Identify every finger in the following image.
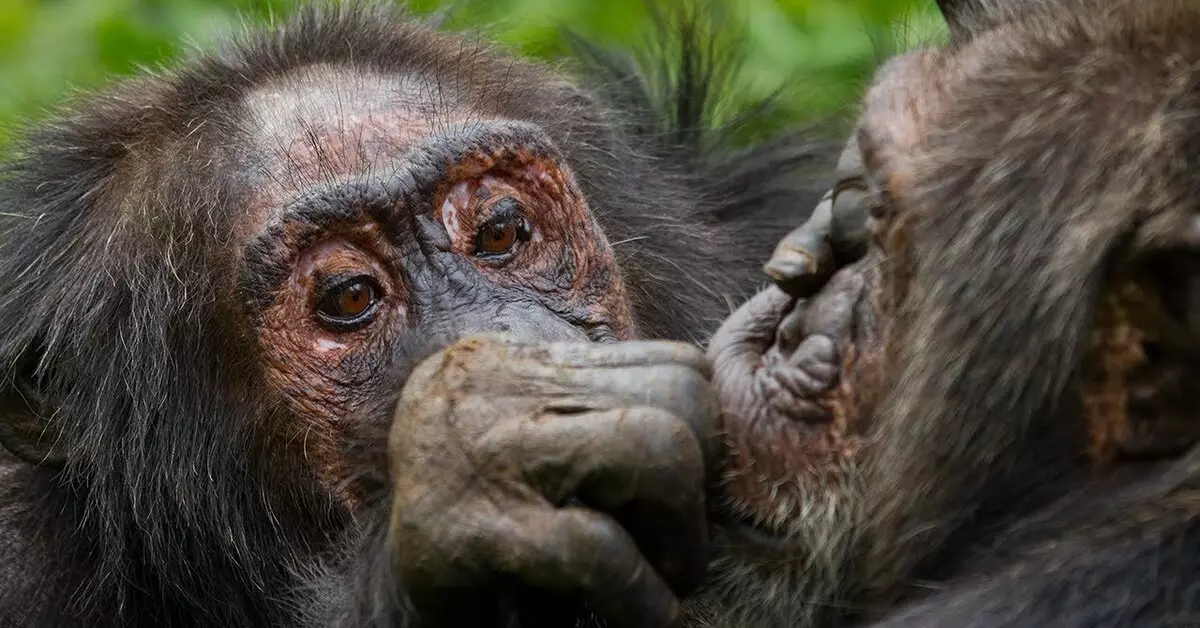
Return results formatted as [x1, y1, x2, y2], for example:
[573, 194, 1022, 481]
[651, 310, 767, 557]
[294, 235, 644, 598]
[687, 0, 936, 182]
[829, 183, 870, 263]
[439, 336, 708, 374]
[803, 268, 864, 340]
[422, 338, 721, 469]
[427, 338, 712, 405]
[776, 299, 809, 352]
[707, 286, 796, 374]
[485, 407, 709, 593]
[501, 506, 683, 628]
[535, 340, 710, 376]
[768, 394, 833, 424]
[494, 357, 720, 469]
[555, 363, 721, 465]
[828, 133, 871, 263]
[786, 334, 839, 380]
[756, 365, 833, 424]
[777, 335, 838, 394]
[764, 191, 836, 297]
[763, 335, 840, 424]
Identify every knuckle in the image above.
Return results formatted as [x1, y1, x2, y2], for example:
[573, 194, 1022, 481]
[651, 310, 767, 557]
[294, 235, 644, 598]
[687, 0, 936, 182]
[636, 366, 716, 417]
[473, 425, 519, 472]
[648, 363, 709, 399]
[631, 340, 707, 369]
[546, 339, 704, 371]
[556, 510, 628, 584]
[793, 334, 838, 366]
[629, 408, 706, 478]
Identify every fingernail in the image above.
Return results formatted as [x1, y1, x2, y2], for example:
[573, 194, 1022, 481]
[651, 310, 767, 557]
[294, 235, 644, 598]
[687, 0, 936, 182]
[763, 247, 816, 281]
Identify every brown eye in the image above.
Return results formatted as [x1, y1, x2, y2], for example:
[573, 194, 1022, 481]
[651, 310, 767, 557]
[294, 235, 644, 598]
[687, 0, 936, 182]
[478, 221, 519, 254]
[475, 199, 532, 258]
[317, 278, 380, 327]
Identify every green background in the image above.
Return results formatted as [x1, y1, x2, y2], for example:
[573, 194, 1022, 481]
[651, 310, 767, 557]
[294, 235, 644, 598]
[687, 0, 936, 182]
[0, 0, 944, 148]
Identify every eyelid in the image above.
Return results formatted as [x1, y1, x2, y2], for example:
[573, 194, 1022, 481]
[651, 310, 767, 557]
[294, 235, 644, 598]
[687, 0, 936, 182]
[478, 196, 524, 224]
[314, 272, 380, 301]
[314, 276, 384, 330]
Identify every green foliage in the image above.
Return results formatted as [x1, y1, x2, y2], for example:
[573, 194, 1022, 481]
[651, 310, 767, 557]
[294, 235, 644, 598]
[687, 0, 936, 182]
[0, 0, 945, 148]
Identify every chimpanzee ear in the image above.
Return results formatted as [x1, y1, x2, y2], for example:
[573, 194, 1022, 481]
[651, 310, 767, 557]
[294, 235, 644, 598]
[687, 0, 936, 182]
[0, 357, 67, 467]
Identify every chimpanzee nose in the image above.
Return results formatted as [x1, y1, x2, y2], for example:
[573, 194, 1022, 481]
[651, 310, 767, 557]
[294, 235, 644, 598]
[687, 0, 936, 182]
[421, 299, 591, 345]
[402, 215, 590, 344]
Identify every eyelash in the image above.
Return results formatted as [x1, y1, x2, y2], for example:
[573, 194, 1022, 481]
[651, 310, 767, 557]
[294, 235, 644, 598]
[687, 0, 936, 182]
[314, 275, 383, 331]
[473, 197, 533, 260]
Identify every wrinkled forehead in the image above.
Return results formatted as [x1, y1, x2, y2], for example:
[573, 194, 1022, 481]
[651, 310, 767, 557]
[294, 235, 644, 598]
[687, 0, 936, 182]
[239, 64, 475, 185]
[226, 64, 484, 241]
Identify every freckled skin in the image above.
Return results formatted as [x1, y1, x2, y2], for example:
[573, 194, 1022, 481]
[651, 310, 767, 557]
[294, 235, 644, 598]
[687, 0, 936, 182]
[433, 152, 634, 339]
[252, 123, 636, 499]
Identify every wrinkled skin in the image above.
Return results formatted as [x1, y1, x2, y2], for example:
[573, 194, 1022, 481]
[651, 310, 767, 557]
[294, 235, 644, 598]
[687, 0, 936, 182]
[389, 336, 720, 627]
[377, 180, 875, 628]
[0, 6, 836, 628]
[706, 133, 882, 540]
[666, 139, 888, 628]
[18, 2, 1200, 628]
[691, 3, 1200, 628]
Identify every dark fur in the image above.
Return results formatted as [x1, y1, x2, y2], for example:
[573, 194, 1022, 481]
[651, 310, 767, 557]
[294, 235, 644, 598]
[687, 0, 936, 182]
[682, 1, 1200, 627]
[0, 3, 830, 627]
[865, 0, 1200, 605]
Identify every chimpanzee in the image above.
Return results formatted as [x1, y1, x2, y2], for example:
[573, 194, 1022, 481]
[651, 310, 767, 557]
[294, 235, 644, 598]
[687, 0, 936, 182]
[694, 0, 1200, 626]
[0, 3, 833, 627]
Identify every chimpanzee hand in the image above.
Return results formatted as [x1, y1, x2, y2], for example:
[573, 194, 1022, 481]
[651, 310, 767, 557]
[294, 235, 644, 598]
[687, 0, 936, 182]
[387, 335, 720, 628]
[706, 175, 869, 524]
[762, 134, 871, 299]
[715, 132, 873, 430]
[707, 276, 861, 434]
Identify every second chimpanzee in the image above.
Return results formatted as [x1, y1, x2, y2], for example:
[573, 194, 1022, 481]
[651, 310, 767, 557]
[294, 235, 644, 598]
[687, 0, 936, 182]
[702, 0, 1200, 626]
[0, 4, 831, 627]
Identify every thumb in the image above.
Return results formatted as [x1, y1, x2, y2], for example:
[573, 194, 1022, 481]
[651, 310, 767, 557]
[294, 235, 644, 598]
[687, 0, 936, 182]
[706, 287, 796, 376]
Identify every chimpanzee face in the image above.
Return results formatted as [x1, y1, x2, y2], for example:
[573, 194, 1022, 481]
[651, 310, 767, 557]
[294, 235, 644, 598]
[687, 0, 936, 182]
[222, 67, 634, 484]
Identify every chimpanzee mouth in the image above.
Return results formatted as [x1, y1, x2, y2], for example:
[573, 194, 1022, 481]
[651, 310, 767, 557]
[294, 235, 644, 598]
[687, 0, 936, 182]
[711, 270, 875, 555]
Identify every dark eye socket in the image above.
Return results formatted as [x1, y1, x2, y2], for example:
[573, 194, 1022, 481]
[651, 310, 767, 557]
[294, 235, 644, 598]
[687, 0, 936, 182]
[316, 277, 382, 329]
[475, 198, 532, 258]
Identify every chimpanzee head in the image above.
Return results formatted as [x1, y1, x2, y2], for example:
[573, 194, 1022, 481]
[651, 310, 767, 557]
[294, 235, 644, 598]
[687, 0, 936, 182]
[0, 6, 821, 595]
[698, 2, 1200, 625]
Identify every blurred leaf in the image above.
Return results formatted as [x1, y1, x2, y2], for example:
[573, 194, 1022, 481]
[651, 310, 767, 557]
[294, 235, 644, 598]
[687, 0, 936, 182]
[0, 0, 943, 150]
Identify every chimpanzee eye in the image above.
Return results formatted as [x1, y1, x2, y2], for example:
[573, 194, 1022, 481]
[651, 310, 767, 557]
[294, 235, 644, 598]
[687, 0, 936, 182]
[475, 198, 532, 258]
[316, 277, 381, 327]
